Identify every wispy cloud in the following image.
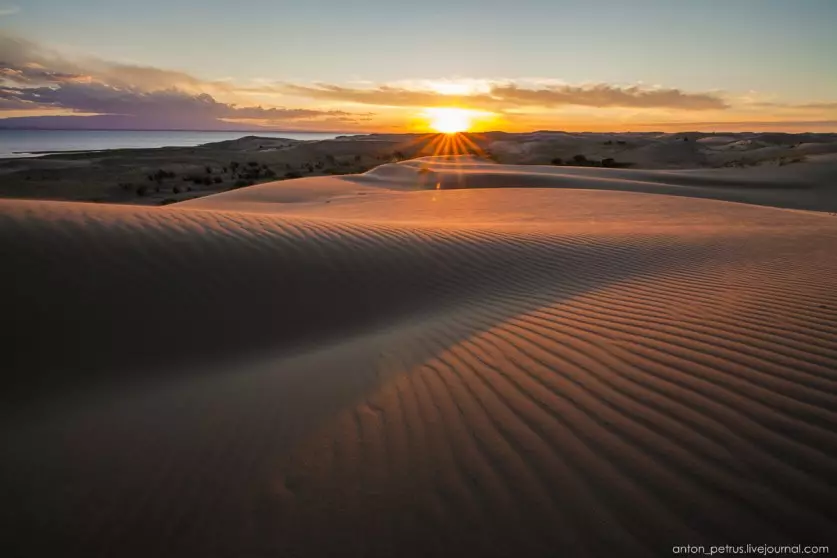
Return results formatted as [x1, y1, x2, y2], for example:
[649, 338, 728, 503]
[0, 83, 369, 125]
[746, 100, 837, 110]
[490, 83, 727, 110]
[0, 4, 19, 17]
[279, 81, 728, 111]
[0, 32, 374, 129]
[2, 31, 836, 132]
[635, 120, 837, 131]
[0, 33, 230, 92]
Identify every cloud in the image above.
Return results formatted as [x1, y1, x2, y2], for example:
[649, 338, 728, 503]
[282, 83, 453, 108]
[4, 30, 834, 134]
[796, 102, 837, 110]
[280, 82, 728, 111]
[634, 120, 837, 131]
[0, 32, 374, 129]
[740, 100, 837, 111]
[0, 63, 90, 85]
[0, 32, 210, 92]
[0, 4, 19, 17]
[0, 94, 29, 110]
[489, 83, 727, 110]
[0, 82, 365, 123]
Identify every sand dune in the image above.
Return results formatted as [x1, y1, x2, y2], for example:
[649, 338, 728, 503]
[3, 157, 837, 557]
[5, 131, 837, 207]
[184, 155, 837, 214]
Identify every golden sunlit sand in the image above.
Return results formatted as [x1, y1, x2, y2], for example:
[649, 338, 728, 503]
[2, 157, 837, 556]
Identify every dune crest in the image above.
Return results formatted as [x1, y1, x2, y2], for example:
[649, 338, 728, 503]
[2, 158, 837, 557]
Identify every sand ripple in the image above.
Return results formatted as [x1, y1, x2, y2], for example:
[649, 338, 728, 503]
[2, 165, 836, 556]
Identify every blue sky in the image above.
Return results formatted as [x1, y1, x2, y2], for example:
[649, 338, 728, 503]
[2, 0, 836, 131]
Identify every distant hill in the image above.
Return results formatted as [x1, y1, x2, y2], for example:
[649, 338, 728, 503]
[0, 114, 314, 133]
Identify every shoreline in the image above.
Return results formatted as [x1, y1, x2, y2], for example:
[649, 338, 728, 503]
[0, 130, 360, 160]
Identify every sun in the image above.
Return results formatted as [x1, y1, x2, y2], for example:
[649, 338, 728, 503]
[426, 107, 473, 134]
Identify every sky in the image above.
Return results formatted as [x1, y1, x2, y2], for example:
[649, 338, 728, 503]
[1, 0, 836, 132]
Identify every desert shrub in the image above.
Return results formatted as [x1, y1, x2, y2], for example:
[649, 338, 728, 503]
[285, 171, 303, 179]
[572, 154, 588, 164]
[601, 158, 616, 167]
[205, 166, 212, 174]
[354, 154, 362, 162]
[148, 169, 175, 182]
[263, 168, 277, 178]
[779, 155, 807, 166]
[235, 166, 262, 179]
[160, 198, 178, 205]
[172, 186, 181, 194]
[247, 161, 259, 167]
[551, 157, 563, 165]
[213, 176, 223, 183]
[232, 179, 253, 188]
[202, 177, 212, 186]
[136, 185, 148, 197]
[230, 161, 240, 172]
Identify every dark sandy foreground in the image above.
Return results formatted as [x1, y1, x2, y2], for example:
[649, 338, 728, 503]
[2, 158, 837, 557]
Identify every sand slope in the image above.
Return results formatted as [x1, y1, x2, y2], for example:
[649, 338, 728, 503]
[3, 158, 837, 557]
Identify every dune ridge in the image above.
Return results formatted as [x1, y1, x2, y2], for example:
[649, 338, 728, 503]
[2, 158, 837, 557]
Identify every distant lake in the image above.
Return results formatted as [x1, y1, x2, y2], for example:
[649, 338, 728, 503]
[0, 130, 355, 158]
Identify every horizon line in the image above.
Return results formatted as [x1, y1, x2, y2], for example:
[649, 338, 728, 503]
[2, 127, 837, 135]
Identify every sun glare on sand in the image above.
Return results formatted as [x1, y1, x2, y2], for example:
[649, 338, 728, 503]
[427, 108, 473, 134]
